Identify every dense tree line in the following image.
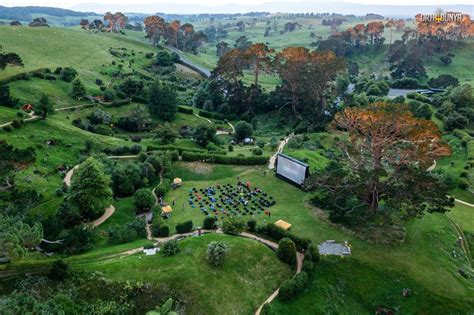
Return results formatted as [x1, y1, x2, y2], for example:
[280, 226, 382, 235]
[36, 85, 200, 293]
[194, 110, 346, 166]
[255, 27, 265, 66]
[144, 16, 207, 53]
[197, 43, 345, 130]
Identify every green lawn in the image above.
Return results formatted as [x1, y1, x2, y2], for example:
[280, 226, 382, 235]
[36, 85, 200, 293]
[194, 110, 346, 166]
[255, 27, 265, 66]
[74, 233, 293, 315]
[425, 41, 474, 84]
[449, 202, 474, 234]
[437, 135, 474, 203]
[0, 106, 20, 125]
[9, 78, 85, 109]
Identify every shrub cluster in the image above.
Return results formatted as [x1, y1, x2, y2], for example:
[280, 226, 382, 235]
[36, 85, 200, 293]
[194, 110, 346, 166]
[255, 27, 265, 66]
[177, 106, 194, 114]
[103, 145, 142, 155]
[198, 110, 229, 121]
[153, 224, 170, 237]
[222, 217, 245, 235]
[278, 272, 309, 302]
[206, 241, 230, 267]
[176, 220, 193, 234]
[277, 238, 297, 267]
[107, 217, 147, 244]
[203, 216, 216, 230]
[257, 223, 310, 252]
[162, 239, 180, 256]
[147, 145, 227, 156]
[391, 77, 425, 89]
[182, 152, 268, 165]
[406, 92, 432, 105]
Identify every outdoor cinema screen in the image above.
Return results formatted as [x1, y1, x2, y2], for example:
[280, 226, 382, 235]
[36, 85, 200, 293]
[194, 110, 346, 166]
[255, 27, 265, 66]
[276, 154, 309, 186]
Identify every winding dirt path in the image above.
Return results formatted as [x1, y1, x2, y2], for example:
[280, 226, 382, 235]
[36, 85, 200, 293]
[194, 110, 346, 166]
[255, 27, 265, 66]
[268, 133, 294, 170]
[193, 112, 234, 136]
[1, 103, 96, 129]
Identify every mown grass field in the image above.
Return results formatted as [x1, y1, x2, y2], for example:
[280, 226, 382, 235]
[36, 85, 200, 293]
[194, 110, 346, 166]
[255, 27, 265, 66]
[76, 233, 292, 315]
[0, 106, 21, 125]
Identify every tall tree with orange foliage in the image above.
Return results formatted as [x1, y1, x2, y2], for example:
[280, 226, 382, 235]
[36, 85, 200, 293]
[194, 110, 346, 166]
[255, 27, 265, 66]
[274, 47, 344, 121]
[213, 48, 245, 84]
[244, 43, 274, 86]
[144, 15, 166, 45]
[306, 102, 453, 223]
[103, 12, 128, 33]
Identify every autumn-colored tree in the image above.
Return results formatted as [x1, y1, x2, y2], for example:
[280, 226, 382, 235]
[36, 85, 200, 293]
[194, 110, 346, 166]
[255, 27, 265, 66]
[310, 103, 451, 218]
[274, 47, 345, 120]
[144, 15, 166, 45]
[244, 43, 275, 85]
[395, 19, 405, 32]
[415, 12, 474, 40]
[166, 20, 181, 48]
[213, 48, 245, 84]
[385, 19, 395, 44]
[103, 12, 128, 33]
[365, 21, 385, 45]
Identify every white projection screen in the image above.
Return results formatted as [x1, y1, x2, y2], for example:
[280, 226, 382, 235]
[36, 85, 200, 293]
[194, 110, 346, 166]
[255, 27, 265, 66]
[276, 154, 309, 186]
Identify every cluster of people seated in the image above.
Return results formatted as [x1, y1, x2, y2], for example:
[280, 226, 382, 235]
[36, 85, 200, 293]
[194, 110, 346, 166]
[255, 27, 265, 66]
[187, 181, 276, 219]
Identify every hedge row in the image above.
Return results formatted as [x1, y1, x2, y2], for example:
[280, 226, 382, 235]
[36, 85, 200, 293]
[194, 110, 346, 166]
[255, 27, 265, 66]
[468, 140, 474, 161]
[198, 110, 236, 121]
[0, 68, 52, 84]
[257, 223, 311, 252]
[103, 144, 143, 155]
[181, 151, 268, 165]
[178, 106, 194, 114]
[146, 145, 227, 156]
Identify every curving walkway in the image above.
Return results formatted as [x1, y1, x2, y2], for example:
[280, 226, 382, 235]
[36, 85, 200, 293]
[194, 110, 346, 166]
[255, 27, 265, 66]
[268, 133, 294, 170]
[193, 112, 234, 136]
[1, 103, 97, 129]
[454, 198, 474, 208]
[194, 112, 212, 124]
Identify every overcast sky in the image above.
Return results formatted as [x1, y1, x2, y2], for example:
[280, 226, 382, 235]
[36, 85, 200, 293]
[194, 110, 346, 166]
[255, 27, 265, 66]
[2, 0, 473, 14]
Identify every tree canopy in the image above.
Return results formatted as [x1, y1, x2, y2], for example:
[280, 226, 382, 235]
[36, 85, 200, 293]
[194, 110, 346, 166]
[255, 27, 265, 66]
[69, 157, 112, 221]
[306, 102, 453, 225]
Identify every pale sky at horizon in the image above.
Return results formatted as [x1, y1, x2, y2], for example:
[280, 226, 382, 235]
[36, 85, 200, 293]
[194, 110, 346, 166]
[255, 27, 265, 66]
[2, 0, 474, 8]
[1, 0, 473, 15]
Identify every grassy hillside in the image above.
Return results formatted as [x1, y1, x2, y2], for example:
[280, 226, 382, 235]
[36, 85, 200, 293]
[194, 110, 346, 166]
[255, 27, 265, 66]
[0, 26, 155, 86]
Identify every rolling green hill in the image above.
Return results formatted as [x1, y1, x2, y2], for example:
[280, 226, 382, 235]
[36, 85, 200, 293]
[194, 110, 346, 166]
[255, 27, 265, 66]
[0, 26, 155, 87]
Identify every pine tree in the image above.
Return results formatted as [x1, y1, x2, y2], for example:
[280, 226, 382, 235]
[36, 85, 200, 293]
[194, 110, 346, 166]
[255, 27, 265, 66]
[35, 94, 54, 119]
[71, 78, 87, 100]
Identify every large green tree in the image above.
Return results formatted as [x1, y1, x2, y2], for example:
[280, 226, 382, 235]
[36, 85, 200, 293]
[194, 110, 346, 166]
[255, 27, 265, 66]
[69, 157, 112, 221]
[193, 124, 216, 147]
[234, 121, 253, 141]
[148, 80, 177, 121]
[35, 94, 54, 119]
[71, 78, 87, 100]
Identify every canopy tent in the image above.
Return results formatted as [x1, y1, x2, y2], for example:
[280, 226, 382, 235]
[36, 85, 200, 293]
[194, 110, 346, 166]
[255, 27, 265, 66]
[274, 219, 292, 230]
[162, 205, 173, 214]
